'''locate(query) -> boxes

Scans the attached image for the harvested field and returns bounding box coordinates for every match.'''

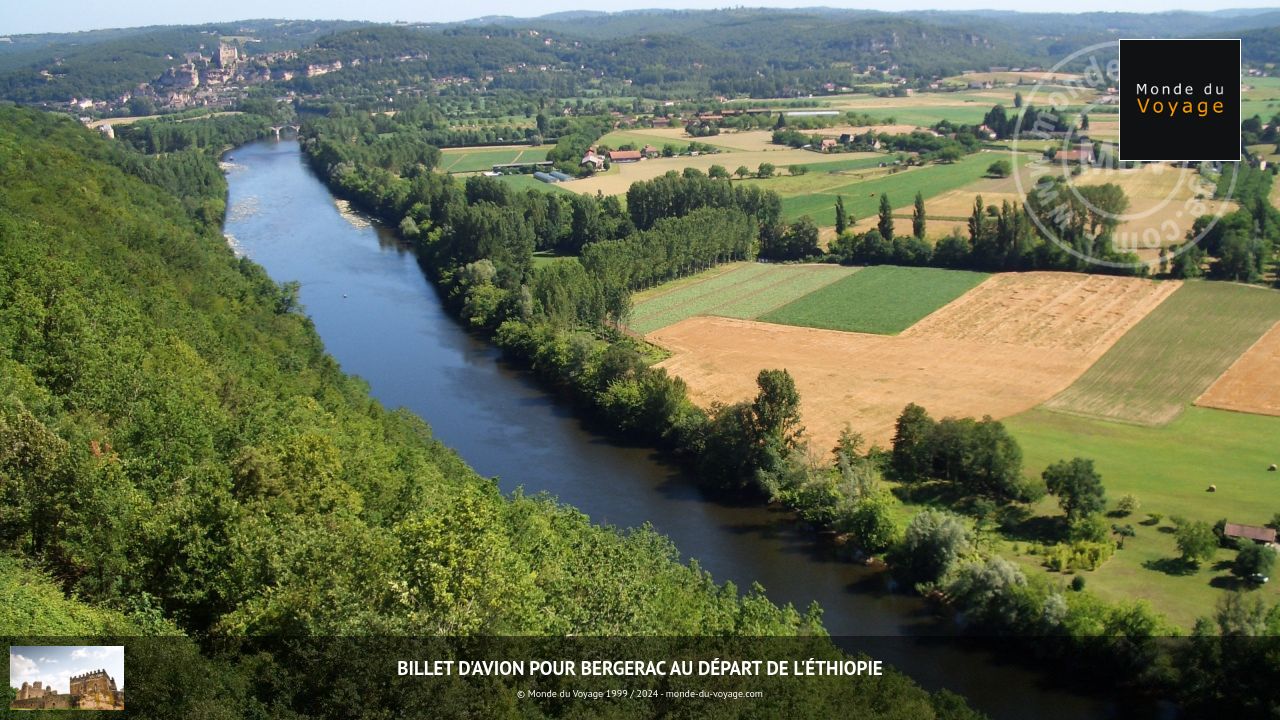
[627,263,856,334]
[568,150,879,196]
[1196,320,1280,417]
[651,271,1176,448]
[759,265,988,334]
[1043,282,1280,425]
[903,272,1180,353]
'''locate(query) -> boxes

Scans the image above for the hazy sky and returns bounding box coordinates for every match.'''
[4,1,1280,36]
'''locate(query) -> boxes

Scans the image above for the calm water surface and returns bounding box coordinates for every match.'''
[223,139,1138,720]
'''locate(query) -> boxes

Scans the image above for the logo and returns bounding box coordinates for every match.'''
[1013,42,1239,271]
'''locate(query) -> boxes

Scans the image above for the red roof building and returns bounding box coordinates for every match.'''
[1225,523,1278,544]
[609,150,643,163]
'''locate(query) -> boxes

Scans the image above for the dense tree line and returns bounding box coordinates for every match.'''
[115,113,273,154]
[829,186,1145,275]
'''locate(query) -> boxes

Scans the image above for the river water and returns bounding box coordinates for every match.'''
[222,139,1128,720]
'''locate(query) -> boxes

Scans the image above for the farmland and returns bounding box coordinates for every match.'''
[1196,320,1280,417]
[627,262,857,334]
[651,271,1174,450]
[759,265,988,334]
[1004,407,1280,628]
[568,149,880,196]
[779,152,1009,225]
[438,145,548,173]
[1042,281,1280,425]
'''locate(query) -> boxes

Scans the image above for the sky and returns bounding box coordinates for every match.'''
[3,1,1280,36]
[9,646,125,693]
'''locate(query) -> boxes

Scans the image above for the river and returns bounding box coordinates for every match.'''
[221,138,1133,720]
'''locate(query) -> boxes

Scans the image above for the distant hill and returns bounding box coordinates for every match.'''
[4,8,1280,103]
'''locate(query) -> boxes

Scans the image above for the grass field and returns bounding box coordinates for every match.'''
[627,262,858,334]
[1042,281,1280,425]
[438,146,548,173]
[780,152,1006,225]
[497,173,571,193]
[1004,406,1280,628]
[758,265,989,334]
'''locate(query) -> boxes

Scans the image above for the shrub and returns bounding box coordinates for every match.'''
[840,495,901,554]
[1043,541,1113,572]
[1070,575,1086,591]
[1115,494,1140,516]
[893,509,973,585]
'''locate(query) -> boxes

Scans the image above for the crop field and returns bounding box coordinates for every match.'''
[1005,407,1280,628]
[568,150,879,196]
[650,271,1173,450]
[598,128,747,152]
[1042,281,1280,425]
[627,262,857,334]
[759,265,988,334]
[941,71,1082,85]
[1196,321,1280,417]
[438,146,548,173]
[780,152,1008,225]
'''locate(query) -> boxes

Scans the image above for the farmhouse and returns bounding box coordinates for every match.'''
[1056,142,1095,165]
[1224,522,1278,546]
[609,150,643,163]
[580,150,605,170]
[642,144,660,158]
[820,138,838,152]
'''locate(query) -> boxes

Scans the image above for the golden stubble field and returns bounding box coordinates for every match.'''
[1196,321,1280,417]
[566,150,881,196]
[649,272,1180,450]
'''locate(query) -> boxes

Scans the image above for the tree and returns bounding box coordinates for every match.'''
[834,195,848,236]
[1176,520,1219,566]
[757,162,775,178]
[891,403,935,481]
[986,160,1012,178]
[877,193,894,241]
[1043,457,1106,523]
[734,165,751,179]
[752,369,803,449]
[946,556,1029,628]
[895,509,973,584]
[708,164,730,180]
[1232,544,1276,580]
[1014,91,1023,109]
[788,164,808,176]
[841,496,900,554]
[1170,242,1205,279]
[912,191,926,239]
[1080,113,1090,130]
[764,216,820,260]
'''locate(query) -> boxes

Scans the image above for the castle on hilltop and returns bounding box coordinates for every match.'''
[11,669,123,711]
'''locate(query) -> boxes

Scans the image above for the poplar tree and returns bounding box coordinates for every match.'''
[913,191,926,239]
[877,193,894,241]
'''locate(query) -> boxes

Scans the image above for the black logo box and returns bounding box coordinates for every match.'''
[1119,39,1241,162]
